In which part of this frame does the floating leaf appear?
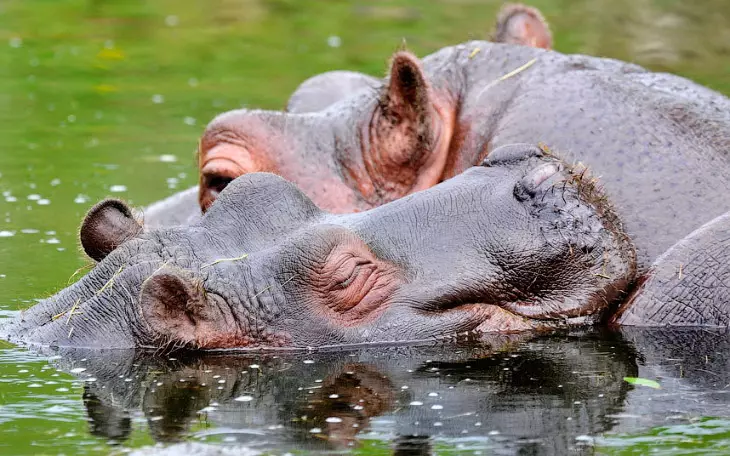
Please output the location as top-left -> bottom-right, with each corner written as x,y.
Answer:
96,48 -> 125,60
623,377 -> 661,389
93,84 -> 118,93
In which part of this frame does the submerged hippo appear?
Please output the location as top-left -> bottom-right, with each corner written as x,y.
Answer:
3,145 -> 637,349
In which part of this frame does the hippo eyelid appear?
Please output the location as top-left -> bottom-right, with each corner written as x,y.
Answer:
337,264 -> 361,288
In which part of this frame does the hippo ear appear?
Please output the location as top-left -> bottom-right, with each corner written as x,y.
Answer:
139,269 -> 204,346
370,52 -> 448,193
80,199 -> 143,262
492,4 -> 553,49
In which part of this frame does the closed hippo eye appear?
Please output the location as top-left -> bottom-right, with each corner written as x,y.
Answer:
307,235 -> 402,325
328,256 -> 377,312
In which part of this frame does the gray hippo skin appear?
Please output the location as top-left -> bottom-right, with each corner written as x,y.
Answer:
2,145 -> 635,349
613,212 -> 730,327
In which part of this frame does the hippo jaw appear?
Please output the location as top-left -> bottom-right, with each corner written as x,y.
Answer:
6,145 -> 635,350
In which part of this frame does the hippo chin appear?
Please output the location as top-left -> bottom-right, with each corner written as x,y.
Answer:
2,145 -> 635,350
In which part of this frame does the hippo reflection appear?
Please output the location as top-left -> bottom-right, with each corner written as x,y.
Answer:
3,145 -> 635,349
55,332 -> 637,455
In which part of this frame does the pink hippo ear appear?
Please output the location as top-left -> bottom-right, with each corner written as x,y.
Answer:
140,268 -> 242,349
80,199 -> 143,262
368,52 -> 450,199
492,4 -> 553,50
139,269 -> 203,346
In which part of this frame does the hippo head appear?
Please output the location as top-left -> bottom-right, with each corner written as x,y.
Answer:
6,145 -> 635,350
198,50 -> 455,214
197,11 -> 553,215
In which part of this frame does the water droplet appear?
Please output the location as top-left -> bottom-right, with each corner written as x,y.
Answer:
159,154 -> 177,163
27,194 -> 41,201
18,369 -> 29,373
21,229 -> 39,234
0,231 -> 16,237
249,364 -> 260,369
74,194 -> 89,204
434,421 -> 443,427
234,395 -> 253,402
188,78 -> 199,87
109,185 -> 127,193
217,379 -> 225,384
46,238 -> 60,244
50,178 -> 61,186
409,401 -> 423,406
67,115 -> 76,123
70,367 -> 86,374
9,37 -> 22,48
428,392 -> 438,397
56,387 -> 69,392
401,385 -> 409,390
353,405 -> 363,410
184,116 -> 196,126
5,196 -> 17,202
309,427 -> 322,434
152,94 -> 164,104
327,36 -> 342,48
328,394 -> 339,399
325,417 -> 342,423
431,404 -> 443,410
37,199 -> 50,205
165,15 -> 179,27
303,360 -> 314,364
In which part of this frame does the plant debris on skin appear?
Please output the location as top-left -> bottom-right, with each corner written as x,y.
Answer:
200,253 -> 249,270
96,265 -> 124,295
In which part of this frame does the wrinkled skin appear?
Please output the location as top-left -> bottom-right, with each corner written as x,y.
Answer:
2,145 -> 635,349
612,212 -> 730,327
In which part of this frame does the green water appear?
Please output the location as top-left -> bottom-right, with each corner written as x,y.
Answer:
0,0 -> 729,454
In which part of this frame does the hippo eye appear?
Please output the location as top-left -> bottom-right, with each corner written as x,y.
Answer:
331,256 -> 373,291
205,173 -> 234,195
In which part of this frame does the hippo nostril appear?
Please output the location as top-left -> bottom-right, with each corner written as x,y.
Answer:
481,143 -> 544,167
514,163 -> 561,201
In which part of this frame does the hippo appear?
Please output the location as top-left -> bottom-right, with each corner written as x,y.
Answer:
142,3 -> 554,229
2,145 -> 637,349
190,40 -> 730,267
